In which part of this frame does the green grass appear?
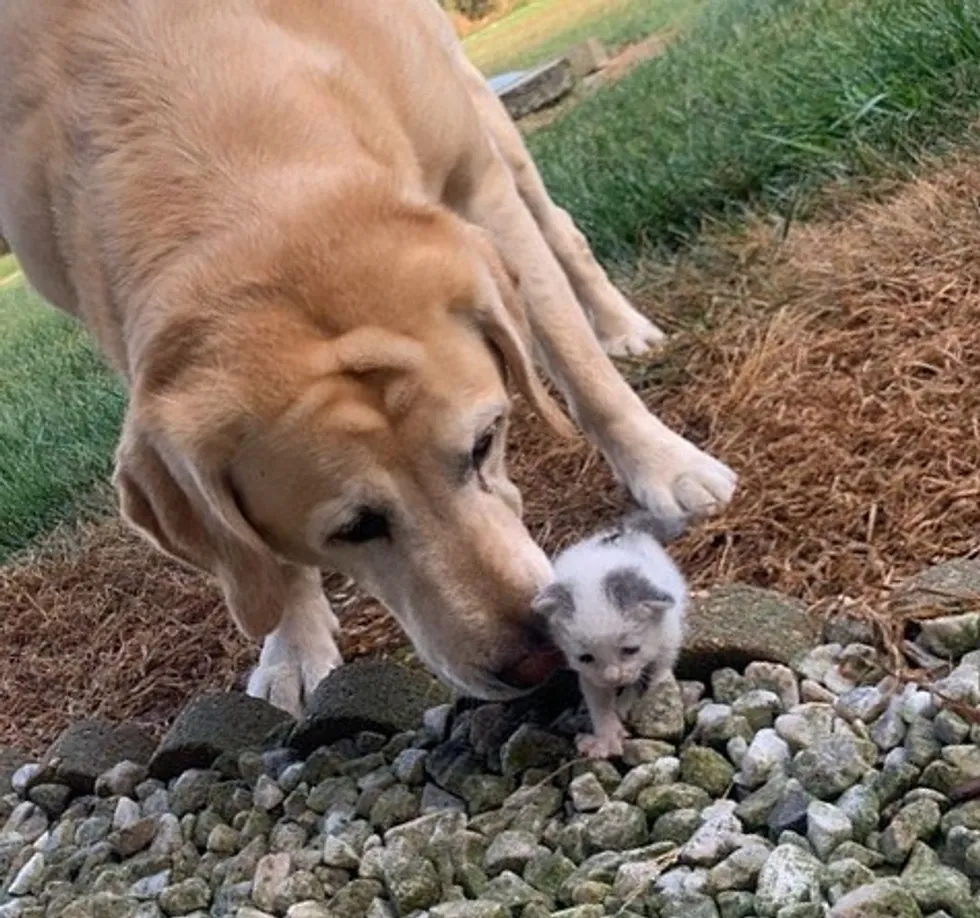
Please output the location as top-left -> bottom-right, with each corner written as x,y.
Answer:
529,0 -> 980,264
0,254 -> 20,285
464,0 -> 696,74
0,285 -> 124,561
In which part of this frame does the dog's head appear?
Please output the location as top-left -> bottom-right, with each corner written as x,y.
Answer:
114,201 -> 573,700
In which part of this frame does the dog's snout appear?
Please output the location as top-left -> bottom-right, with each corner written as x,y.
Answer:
494,622 -> 564,690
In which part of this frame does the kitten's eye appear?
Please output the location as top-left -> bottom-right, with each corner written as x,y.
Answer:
471,420 -> 500,469
621,646 -> 641,658
331,508 -> 390,544
578,653 -> 595,665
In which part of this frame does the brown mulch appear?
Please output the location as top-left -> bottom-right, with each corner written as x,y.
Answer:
2,157 -> 980,755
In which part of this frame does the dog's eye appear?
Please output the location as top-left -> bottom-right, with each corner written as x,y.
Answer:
578,653 -> 595,665
621,646 -> 641,657
471,417 -> 504,470
471,424 -> 497,468
332,508 -> 389,544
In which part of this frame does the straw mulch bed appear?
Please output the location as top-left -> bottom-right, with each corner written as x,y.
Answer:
2,158 -> 979,754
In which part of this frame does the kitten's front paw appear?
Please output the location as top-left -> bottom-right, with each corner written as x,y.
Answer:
576,722 -> 628,760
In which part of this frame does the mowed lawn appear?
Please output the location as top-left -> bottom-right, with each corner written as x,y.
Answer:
1,0 -> 979,559
463,0 -> 698,74
0,280 -> 124,560
529,0 -> 980,263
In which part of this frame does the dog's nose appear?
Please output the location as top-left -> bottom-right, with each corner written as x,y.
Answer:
495,620 -> 564,689
495,644 -> 564,690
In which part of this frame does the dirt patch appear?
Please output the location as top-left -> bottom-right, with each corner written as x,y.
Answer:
517,33 -> 670,132
2,157 -> 980,753
599,32 -> 670,81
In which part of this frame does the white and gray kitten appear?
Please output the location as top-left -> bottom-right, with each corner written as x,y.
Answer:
532,511 -> 687,759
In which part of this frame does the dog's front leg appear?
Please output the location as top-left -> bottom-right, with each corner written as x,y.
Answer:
246,565 -> 343,719
463,158 -> 736,530
456,53 -> 665,358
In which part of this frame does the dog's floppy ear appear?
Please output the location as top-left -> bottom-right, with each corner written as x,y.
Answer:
464,227 -> 577,440
113,395 -> 290,641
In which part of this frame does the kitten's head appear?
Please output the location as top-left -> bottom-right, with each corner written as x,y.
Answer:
532,565 -> 677,689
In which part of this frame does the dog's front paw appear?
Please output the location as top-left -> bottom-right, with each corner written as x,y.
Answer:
246,618 -> 342,720
576,721 -> 628,760
598,310 -> 667,358
619,426 -> 737,530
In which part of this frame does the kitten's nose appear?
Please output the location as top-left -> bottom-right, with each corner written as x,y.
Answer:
604,664 -> 624,684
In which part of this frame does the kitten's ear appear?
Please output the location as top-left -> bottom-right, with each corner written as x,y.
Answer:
531,581 -> 575,622
622,509 -> 685,545
603,568 -> 674,619
631,596 -> 674,622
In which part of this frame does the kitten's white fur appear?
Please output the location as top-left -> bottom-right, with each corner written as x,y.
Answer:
534,512 -> 687,759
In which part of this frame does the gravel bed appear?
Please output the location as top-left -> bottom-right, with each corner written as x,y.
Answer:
0,608 -> 978,918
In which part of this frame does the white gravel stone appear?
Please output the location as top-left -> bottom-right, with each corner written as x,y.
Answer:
806,800 -> 853,859
253,775 -> 285,812
7,853 -> 45,896
112,797 -> 141,830
739,729 -> 790,789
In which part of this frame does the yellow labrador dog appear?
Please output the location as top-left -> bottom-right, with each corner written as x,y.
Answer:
0,0 -> 736,716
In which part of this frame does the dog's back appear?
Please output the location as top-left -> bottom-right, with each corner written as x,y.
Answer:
0,0 -> 481,373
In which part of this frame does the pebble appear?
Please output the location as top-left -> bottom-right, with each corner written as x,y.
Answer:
704,842 -> 771,893
836,785 -> 880,841
880,798 -> 941,866
499,726 -> 571,777
767,781 -> 811,837
7,852 -> 45,896
681,747 -> 736,797
828,879 -> 923,917
745,662 -> 800,710
9,764 -> 42,799
716,890 -> 756,918
253,775 -> 285,812
792,734 -> 872,798
1,624 -> 978,918
739,729 -> 791,789
871,697 -> 907,751
627,675 -> 686,741
754,844 -> 823,917
391,749 -> 427,786
917,612 -> 980,659
113,797 -> 142,830
835,683 -> 892,724
680,800 -> 744,867
252,853 -> 292,913
806,801 -> 853,859
793,645 -> 843,685
568,774 -> 607,813
823,858 -> 876,904
96,762 -> 149,799
733,690 -> 784,731
483,830 -> 546,876
775,705 -> 835,752
583,802 -> 646,853
26,783 -> 71,818
158,877 -> 210,916
932,710 -> 970,746
652,808 -> 702,845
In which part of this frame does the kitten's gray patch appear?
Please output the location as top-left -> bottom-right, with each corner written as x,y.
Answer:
533,581 -> 575,619
622,510 -> 684,545
603,566 -> 673,612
